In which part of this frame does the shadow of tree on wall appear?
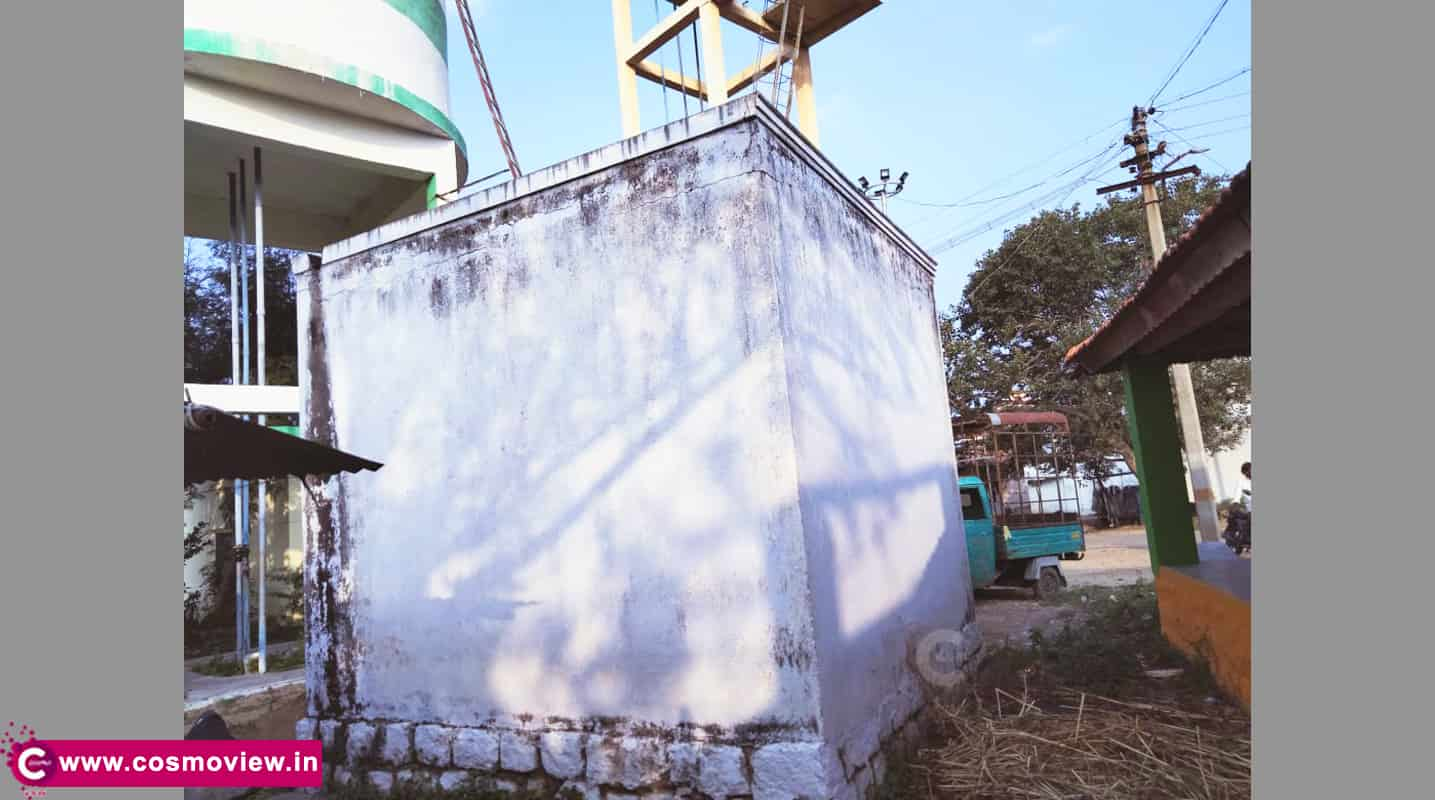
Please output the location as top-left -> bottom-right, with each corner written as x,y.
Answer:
303,122 -> 976,773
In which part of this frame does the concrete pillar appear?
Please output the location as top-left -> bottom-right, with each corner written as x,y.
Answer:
611,0 -> 642,137
793,47 -> 818,145
697,0 -> 728,104
1122,359 -> 1199,572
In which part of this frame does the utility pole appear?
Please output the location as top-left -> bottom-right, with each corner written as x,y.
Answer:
1099,106 -> 1221,543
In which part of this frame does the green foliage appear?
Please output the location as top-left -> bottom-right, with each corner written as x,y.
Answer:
184,237 -> 301,386
1006,582 -> 1218,697
941,174 -> 1251,472
283,563 -> 306,628
870,756 -> 924,800
191,647 -> 305,677
184,484 -> 226,626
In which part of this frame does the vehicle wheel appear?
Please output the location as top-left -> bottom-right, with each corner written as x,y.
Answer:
1034,566 -> 1063,600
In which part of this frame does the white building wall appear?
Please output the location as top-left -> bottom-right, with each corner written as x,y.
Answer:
764,136 -> 975,795
297,98 -> 977,798
301,121 -> 822,732
1184,425 -> 1252,504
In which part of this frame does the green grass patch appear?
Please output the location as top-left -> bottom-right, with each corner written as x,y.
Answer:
190,648 -> 305,677
999,581 -> 1220,699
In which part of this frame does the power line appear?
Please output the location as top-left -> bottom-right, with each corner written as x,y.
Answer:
1163,112 -> 1249,132
930,181 -> 1084,250
1176,124 -> 1249,140
900,138 -> 1122,209
926,155 -> 1125,256
1157,89 -> 1249,114
899,143 -> 1109,239
1148,0 -> 1233,106
1159,66 -> 1250,108
899,115 -> 1127,209
961,160 -> 1126,296
904,137 -> 1126,243
1151,118 -> 1230,173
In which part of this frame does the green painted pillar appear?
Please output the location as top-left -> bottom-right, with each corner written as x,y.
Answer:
425,175 -> 438,210
1122,359 -> 1199,572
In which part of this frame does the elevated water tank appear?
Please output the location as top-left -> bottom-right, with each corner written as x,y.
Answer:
184,0 -> 469,251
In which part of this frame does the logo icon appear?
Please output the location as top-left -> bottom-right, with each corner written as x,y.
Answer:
913,628 -> 968,689
3,723 -> 50,799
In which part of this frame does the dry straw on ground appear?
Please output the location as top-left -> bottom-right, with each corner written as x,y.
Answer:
920,687 -> 1250,799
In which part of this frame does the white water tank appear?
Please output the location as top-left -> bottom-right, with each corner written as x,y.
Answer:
184,0 -> 469,251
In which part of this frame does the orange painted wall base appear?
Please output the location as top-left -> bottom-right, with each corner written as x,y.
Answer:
1155,562 -> 1251,710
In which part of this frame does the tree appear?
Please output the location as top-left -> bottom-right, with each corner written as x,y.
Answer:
184,238 -> 300,386
941,174 -> 1251,476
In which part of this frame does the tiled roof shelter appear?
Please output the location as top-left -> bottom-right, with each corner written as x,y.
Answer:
1063,163 -> 1251,708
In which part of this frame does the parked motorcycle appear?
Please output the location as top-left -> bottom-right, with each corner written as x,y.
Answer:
1223,506 -> 1251,555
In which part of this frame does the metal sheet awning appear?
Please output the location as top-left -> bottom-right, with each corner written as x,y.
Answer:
1064,164 -> 1251,374
184,403 -> 382,486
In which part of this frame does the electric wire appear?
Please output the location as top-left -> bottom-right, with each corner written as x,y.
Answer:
1148,0 -> 1233,106
1156,89 -> 1249,114
1152,118 -> 1231,173
926,152 -> 1126,256
902,139 -> 1123,210
1159,66 -> 1251,108
1163,112 -> 1249,132
960,160 -> 1127,298
1184,124 -> 1249,139
913,137 -> 1124,233
899,116 -> 1126,209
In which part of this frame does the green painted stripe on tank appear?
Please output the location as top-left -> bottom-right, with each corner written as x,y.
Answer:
383,0 -> 449,62
183,28 -> 467,162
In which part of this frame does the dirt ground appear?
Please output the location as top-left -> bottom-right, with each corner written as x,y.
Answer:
185,682 -> 307,740
1064,524 -> 1156,586
974,525 -> 1155,649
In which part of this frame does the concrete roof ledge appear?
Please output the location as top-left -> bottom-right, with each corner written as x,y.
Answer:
310,94 -> 938,275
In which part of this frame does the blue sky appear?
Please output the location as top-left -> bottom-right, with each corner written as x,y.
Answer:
442,1 -> 1251,312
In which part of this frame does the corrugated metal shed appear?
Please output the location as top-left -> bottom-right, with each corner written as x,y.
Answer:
1064,163 -> 1251,374
183,402 -> 382,486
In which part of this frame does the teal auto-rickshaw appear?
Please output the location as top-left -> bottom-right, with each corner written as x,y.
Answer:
955,412 -> 1087,599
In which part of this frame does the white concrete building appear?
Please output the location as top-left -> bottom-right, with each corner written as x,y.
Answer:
295,95 -> 979,799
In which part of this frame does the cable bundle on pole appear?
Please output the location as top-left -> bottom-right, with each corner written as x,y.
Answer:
454,0 -> 522,179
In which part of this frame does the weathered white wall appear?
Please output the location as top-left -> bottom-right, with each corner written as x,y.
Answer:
299,98 -> 974,796
763,140 -> 974,794
301,123 -> 822,734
